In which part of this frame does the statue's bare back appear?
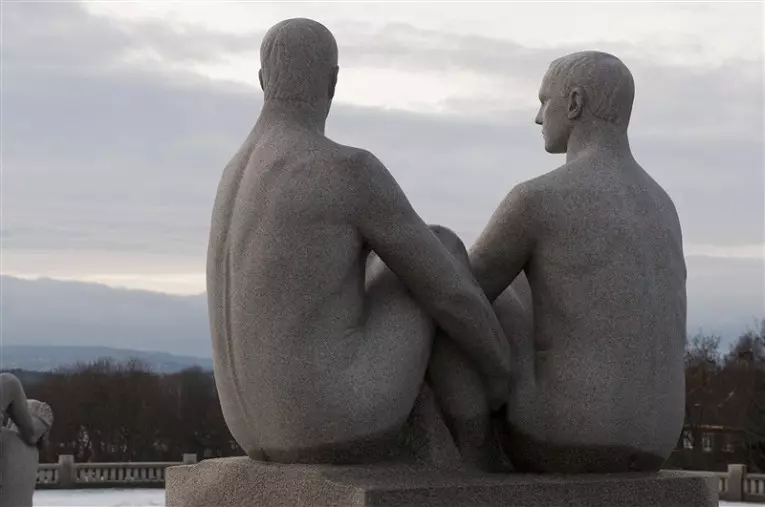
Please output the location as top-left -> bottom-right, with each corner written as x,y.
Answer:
208,125 -> 420,457
207,18 -> 510,465
471,52 -> 687,473
497,157 -> 685,468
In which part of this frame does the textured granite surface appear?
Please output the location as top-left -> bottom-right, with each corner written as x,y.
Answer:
0,373 -> 36,449
166,458 -> 717,507
0,399 -> 54,507
206,17 -> 510,465
469,51 -> 687,473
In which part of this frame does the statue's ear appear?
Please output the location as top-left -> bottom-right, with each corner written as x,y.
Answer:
258,69 -> 264,92
328,65 -> 339,100
567,86 -> 584,120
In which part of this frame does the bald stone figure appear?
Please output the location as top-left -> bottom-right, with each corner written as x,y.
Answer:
207,18 -> 511,465
469,51 -> 687,473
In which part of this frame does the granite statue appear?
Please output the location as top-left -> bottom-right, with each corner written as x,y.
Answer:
169,27 -> 711,507
206,17 -> 511,466
0,398 -> 54,507
468,51 -> 687,473
0,373 -> 37,446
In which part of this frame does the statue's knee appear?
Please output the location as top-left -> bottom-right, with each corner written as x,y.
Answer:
428,225 -> 468,261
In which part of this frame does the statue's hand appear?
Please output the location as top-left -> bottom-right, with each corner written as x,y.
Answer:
25,433 -> 40,447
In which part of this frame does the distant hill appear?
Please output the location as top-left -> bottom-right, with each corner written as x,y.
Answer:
0,345 -> 213,373
0,369 -> 53,386
1,271 -> 761,363
1,275 -> 211,357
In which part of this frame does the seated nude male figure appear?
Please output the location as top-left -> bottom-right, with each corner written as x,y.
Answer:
465,52 -> 687,473
206,18 -> 511,465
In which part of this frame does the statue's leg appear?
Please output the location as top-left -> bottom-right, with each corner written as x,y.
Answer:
357,226 -> 484,465
0,373 -> 36,446
422,228 -> 511,471
488,285 -> 535,471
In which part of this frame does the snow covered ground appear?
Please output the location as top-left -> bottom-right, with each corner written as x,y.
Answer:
35,489 -> 164,506
31,489 -> 763,506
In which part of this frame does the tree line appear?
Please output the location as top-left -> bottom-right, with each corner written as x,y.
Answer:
16,359 -> 241,463
670,320 -> 765,471
9,320 -> 765,470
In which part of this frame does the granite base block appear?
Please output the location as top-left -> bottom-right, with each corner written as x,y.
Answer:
165,457 -> 718,507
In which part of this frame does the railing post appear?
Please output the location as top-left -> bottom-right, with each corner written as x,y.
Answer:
182,453 -> 198,465
58,454 -> 76,489
725,464 -> 746,502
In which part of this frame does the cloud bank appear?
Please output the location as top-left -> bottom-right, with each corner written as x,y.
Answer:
1,2 -> 762,346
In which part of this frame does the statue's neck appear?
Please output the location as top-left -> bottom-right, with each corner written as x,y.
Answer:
566,125 -> 632,164
259,100 -> 330,134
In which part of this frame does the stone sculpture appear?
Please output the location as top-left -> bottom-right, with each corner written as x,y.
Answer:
206,17 -> 511,466
169,23 -> 712,507
0,373 -> 37,446
469,51 -> 687,473
0,398 -> 54,507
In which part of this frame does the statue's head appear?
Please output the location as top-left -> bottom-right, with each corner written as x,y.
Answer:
258,18 -> 339,108
534,51 -> 635,154
28,400 -> 53,432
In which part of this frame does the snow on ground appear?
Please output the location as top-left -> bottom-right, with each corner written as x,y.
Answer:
35,489 -> 164,506
31,489 -> 763,506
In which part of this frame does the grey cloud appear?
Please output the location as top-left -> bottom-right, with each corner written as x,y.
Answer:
3,2 -> 263,71
3,2 -> 762,248
685,256 -> 765,341
1,2 -> 762,338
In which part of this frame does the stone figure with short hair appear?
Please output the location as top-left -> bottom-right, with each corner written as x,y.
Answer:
0,398 -> 54,507
167,31 -> 714,507
467,51 -> 687,473
206,17 -> 511,466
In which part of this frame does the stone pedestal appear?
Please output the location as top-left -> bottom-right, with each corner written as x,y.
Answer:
165,457 -> 718,507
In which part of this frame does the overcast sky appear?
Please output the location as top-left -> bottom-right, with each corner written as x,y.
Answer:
2,2 -> 763,339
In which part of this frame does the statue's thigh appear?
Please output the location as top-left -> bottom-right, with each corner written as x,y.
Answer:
357,256 -> 434,411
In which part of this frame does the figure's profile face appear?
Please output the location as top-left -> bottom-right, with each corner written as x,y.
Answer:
534,72 -> 569,154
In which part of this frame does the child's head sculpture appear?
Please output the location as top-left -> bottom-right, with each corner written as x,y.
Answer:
7,400 -> 53,448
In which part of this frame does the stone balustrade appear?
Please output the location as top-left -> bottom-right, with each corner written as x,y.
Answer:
670,465 -> 765,503
35,457 -> 765,503
36,453 -> 197,489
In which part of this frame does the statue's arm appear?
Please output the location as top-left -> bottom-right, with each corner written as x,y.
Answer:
469,184 -> 536,303
347,151 -> 511,405
0,373 -> 37,445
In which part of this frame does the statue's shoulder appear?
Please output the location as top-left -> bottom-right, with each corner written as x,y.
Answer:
526,161 -> 594,196
513,169 -> 561,201
506,164 -> 578,218
319,139 -> 379,169
319,142 -> 393,187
